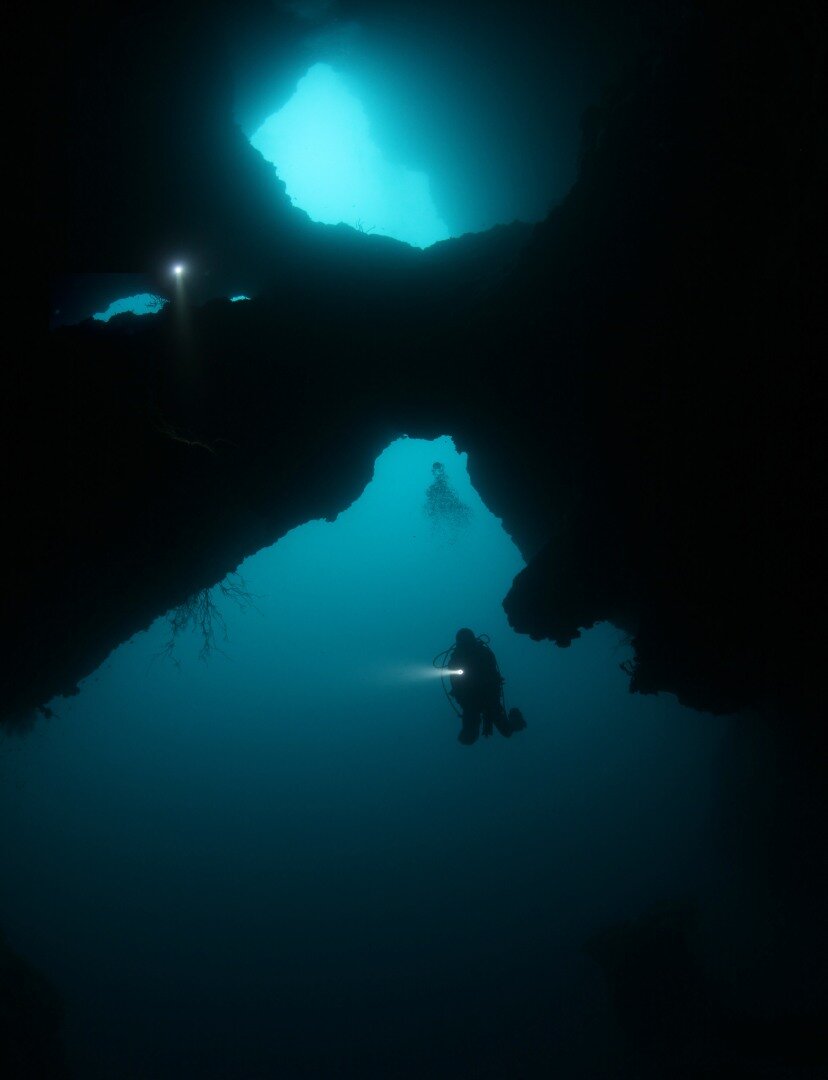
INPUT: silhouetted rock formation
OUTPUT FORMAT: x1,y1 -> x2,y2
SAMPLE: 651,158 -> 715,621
6,2 -> 825,734
492,4 -> 826,723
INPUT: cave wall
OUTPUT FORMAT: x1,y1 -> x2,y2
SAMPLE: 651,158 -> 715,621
8,2 -> 825,734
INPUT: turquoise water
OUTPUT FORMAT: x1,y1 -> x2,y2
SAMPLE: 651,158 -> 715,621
251,64 -> 450,249
92,293 -> 167,322
0,436 -> 723,1077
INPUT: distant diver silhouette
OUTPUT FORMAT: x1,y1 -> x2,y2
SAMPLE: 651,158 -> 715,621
424,462 -> 472,529
434,629 -> 527,746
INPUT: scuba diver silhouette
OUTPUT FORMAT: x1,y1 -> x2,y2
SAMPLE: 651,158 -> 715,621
434,628 -> 527,746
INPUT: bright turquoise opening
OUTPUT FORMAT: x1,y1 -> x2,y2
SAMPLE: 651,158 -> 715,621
251,63 -> 450,249
93,294 -> 167,322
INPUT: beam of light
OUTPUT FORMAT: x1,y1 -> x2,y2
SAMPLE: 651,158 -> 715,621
168,261 -> 196,378
372,665 -> 466,684
250,63 -> 450,249
92,294 -> 167,322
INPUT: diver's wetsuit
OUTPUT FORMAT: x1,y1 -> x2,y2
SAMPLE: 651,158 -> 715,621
449,638 -> 513,745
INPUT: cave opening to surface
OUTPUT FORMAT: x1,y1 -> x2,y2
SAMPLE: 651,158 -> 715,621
232,2 -> 647,250
251,63 -> 450,248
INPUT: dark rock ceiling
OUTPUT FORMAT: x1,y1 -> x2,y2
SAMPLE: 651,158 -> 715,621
5,2 -> 825,747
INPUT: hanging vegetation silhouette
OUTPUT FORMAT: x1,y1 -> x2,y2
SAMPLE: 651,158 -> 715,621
161,574 -> 257,664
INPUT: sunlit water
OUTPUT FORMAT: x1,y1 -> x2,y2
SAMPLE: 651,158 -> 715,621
251,63 -> 450,249
92,293 -> 167,322
0,436 -> 724,1077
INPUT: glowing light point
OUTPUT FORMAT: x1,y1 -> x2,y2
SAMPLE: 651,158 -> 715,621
230,295 -> 250,302
173,264 -> 184,276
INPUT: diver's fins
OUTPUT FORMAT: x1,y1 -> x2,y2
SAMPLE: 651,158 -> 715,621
508,707 -> 527,732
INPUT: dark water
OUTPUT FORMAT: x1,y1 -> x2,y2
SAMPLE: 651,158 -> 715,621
1,436 -> 726,1077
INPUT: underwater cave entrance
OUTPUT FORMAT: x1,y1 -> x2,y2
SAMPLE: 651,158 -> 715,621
250,63 -> 450,249
0,436 -> 725,1079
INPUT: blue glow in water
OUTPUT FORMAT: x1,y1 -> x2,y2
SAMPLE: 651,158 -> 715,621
0,436 -> 723,1078
229,295 -> 251,302
251,63 -> 450,249
92,293 -> 167,322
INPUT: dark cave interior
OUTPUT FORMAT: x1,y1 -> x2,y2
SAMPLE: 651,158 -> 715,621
30,0 -> 825,727
4,0 -> 827,1075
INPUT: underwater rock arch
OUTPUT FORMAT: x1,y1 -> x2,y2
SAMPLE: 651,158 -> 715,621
16,4 -> 826,739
